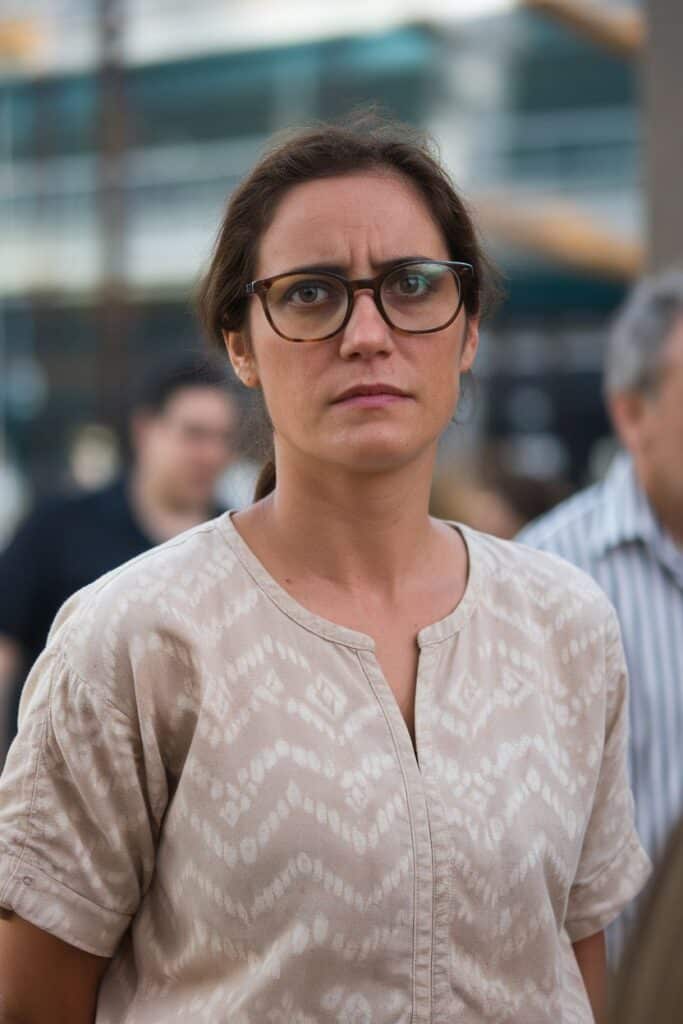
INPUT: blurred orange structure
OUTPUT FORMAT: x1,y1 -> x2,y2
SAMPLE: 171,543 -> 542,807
0,20 -> 42,60
524,0 -> 642,58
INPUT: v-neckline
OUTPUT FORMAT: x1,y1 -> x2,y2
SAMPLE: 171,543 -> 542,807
219,512 -> 482,651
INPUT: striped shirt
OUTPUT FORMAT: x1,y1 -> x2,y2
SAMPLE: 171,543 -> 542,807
518,453 -> 683,960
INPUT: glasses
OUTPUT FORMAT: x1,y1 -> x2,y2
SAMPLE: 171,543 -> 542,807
244,259 -> 474,343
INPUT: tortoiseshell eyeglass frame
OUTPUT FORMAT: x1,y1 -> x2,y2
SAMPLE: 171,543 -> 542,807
241,259 -> 475,343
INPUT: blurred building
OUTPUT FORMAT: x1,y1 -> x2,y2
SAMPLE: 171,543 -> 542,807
0,0 -> 642,498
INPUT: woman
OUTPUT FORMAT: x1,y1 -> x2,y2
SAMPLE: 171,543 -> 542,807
0,117 -> 650,1023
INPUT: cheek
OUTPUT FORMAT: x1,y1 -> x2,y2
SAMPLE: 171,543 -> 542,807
671,390 -> 683,433
255,347 -> 320,435
430,339 -> 463,402
436,363 -> 460,406
649,393 -> 678,444
167,439 -> 190,467
145,429 -> 169,463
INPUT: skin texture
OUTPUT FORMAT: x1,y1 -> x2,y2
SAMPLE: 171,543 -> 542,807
0,912 -> 109,1024
573,931 -> 607,1023
608,312 -> 683,545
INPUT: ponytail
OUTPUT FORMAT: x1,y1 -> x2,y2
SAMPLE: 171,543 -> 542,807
253,458 -> 276,501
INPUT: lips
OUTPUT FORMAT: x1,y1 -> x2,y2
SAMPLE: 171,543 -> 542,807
332,383 -> 410,403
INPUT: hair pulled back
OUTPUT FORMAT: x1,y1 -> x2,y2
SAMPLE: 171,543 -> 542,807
197,112 -> 496,501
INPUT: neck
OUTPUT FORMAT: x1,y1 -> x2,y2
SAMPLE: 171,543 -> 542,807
646,488 -> 683,547
128,468 -> 208,543
247,445 -> 443,595
633,456 -> 683,547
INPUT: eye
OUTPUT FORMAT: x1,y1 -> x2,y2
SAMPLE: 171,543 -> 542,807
285,281 -> 331,306
390,271 -> 433,297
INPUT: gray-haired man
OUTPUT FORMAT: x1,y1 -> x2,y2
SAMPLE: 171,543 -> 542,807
518,270 -> 683,961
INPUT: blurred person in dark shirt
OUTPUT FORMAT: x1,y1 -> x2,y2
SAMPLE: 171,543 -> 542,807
0,354 -> 240,758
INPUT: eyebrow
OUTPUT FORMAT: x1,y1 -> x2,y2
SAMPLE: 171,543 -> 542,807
282,256 -> 433,276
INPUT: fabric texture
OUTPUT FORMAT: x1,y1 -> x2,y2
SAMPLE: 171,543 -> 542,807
518,452 -> 683,962
0,513 -> 650,1022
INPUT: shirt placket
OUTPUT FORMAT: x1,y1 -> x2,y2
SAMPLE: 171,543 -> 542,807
356,642 -> 452,1023
415,642 -> 453,1017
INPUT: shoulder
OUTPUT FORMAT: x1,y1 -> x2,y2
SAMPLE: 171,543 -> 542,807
466,524 -> 602,589
464,524 -> 617,640
55,512 -> 243,632
32,515 -> 249,710
462,526 -> 623,721
514,482 -> 607,566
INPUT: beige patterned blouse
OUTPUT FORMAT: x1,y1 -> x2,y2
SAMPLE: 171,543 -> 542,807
0,514 -> 650,1023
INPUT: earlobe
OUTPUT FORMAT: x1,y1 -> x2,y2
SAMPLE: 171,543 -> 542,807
460,317 -> 480,373
223,329 -> 260,389
129,410 -> 151,450
608,392 -> 644,455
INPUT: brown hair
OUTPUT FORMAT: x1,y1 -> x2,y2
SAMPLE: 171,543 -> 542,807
197,111 -> 497,501
610,818 -> 683,1023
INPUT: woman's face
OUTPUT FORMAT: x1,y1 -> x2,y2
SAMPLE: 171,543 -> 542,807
226,171 -> 479,479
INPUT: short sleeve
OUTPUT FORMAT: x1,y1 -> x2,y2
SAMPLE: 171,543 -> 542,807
565,604 -> 652,942
0,642 -> 162,957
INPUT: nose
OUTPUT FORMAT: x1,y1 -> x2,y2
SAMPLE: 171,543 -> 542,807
338,290 -> 395,360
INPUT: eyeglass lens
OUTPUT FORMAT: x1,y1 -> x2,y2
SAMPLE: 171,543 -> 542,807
265,262 -> 462,341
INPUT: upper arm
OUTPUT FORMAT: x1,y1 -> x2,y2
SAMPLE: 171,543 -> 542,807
572,930 -> 607,1024
0,584 -> 168,1018
0,911 -> 109,1024
0,641 -> 163,964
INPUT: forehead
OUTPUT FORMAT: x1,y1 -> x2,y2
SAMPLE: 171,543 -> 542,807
256,171 -> 449,276
163,387 -> 235,421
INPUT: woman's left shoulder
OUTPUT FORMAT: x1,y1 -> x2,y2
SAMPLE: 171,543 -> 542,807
462,524 -> 617,634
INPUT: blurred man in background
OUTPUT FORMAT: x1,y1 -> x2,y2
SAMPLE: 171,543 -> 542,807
0,354 -> 239,760
518,270 -> 683,961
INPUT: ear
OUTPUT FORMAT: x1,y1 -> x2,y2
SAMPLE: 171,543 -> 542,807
607,391 -> 646,455
129,409 -> 153,451
223,330 -> 260,389
458,316 -> 480,374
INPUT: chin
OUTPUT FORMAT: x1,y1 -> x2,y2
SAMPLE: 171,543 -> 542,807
328,420 -> 441,469
333,440 -> 431,475
180,486 -> 213,509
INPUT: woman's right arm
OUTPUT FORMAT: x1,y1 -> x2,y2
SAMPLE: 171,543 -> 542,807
0,911 -> 110,1024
